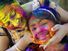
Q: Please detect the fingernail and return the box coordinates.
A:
[51,28,54,31]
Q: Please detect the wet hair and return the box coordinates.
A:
[32,7,60,24]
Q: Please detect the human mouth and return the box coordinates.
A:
[36,30,49,40]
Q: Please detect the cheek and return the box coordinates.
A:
[43,26,49,30]
[31,29,39,34]
[40,24,49,31]
[48,22,55,30]
[30,27,40,35]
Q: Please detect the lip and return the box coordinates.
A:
[35,30,49,40]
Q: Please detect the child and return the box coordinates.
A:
[26,6,62,51]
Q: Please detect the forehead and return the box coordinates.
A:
[29,17,51,26]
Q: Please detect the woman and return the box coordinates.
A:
[0,0,32,51]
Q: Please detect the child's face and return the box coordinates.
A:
[29,16,55,44]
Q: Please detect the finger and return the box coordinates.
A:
[39,44,45,48]
[49,28,66,45]
[39,44,48,50]
[42,28,66,49]
[51,24,62,31]
[39,37,56,49]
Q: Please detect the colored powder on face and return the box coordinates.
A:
[11,4,26,17]
[0,4,26,29]
[34,26,48,38]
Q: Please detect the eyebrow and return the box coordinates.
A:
[30,19,43,26]
[38,19,46,24]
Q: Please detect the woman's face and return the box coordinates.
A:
[5,4,26,30]
[29,16,55,44]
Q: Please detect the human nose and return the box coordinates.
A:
[35,26,42,33]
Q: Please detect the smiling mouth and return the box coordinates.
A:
[35,31,49,40]
[38,31,49,35]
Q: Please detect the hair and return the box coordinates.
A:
[32,7,60,24]
[0,0,15,5]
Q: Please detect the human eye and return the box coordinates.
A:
[32,27,37,31]
[16,29,25,32]
[10,10,16,19]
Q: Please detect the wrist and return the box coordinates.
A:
[23,36,31,44]
[63,23,68,32]
[22,31,32,43]
[15,37,31,51]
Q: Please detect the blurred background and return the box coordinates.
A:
[17,0,33,4]
[17,0,68,11]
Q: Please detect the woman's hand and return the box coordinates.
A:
[40,23,68,49]
[50,24,68,45]
[22,31,33,43]
[6,31,33,51]
[45,43,64,51]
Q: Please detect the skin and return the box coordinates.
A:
[29,16,55,44]
[21,0,68,22]
[0,3,31,51]
[6,31,32,51]
[21,0,68,49]
[0,0,68,50]
[29,16,65,51]
[0,28,9,51]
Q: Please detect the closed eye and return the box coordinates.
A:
[16,29,25,32]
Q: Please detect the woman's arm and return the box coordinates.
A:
[21,1,33,13]
[0,28,9,51]
[0,36,9,51]
[50,2,68,22]
[21,1,40,13]
[40,23,68,49]
[21,1,68,22]
[6,31,32,51]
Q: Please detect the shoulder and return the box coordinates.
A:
[0,28,7,36]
